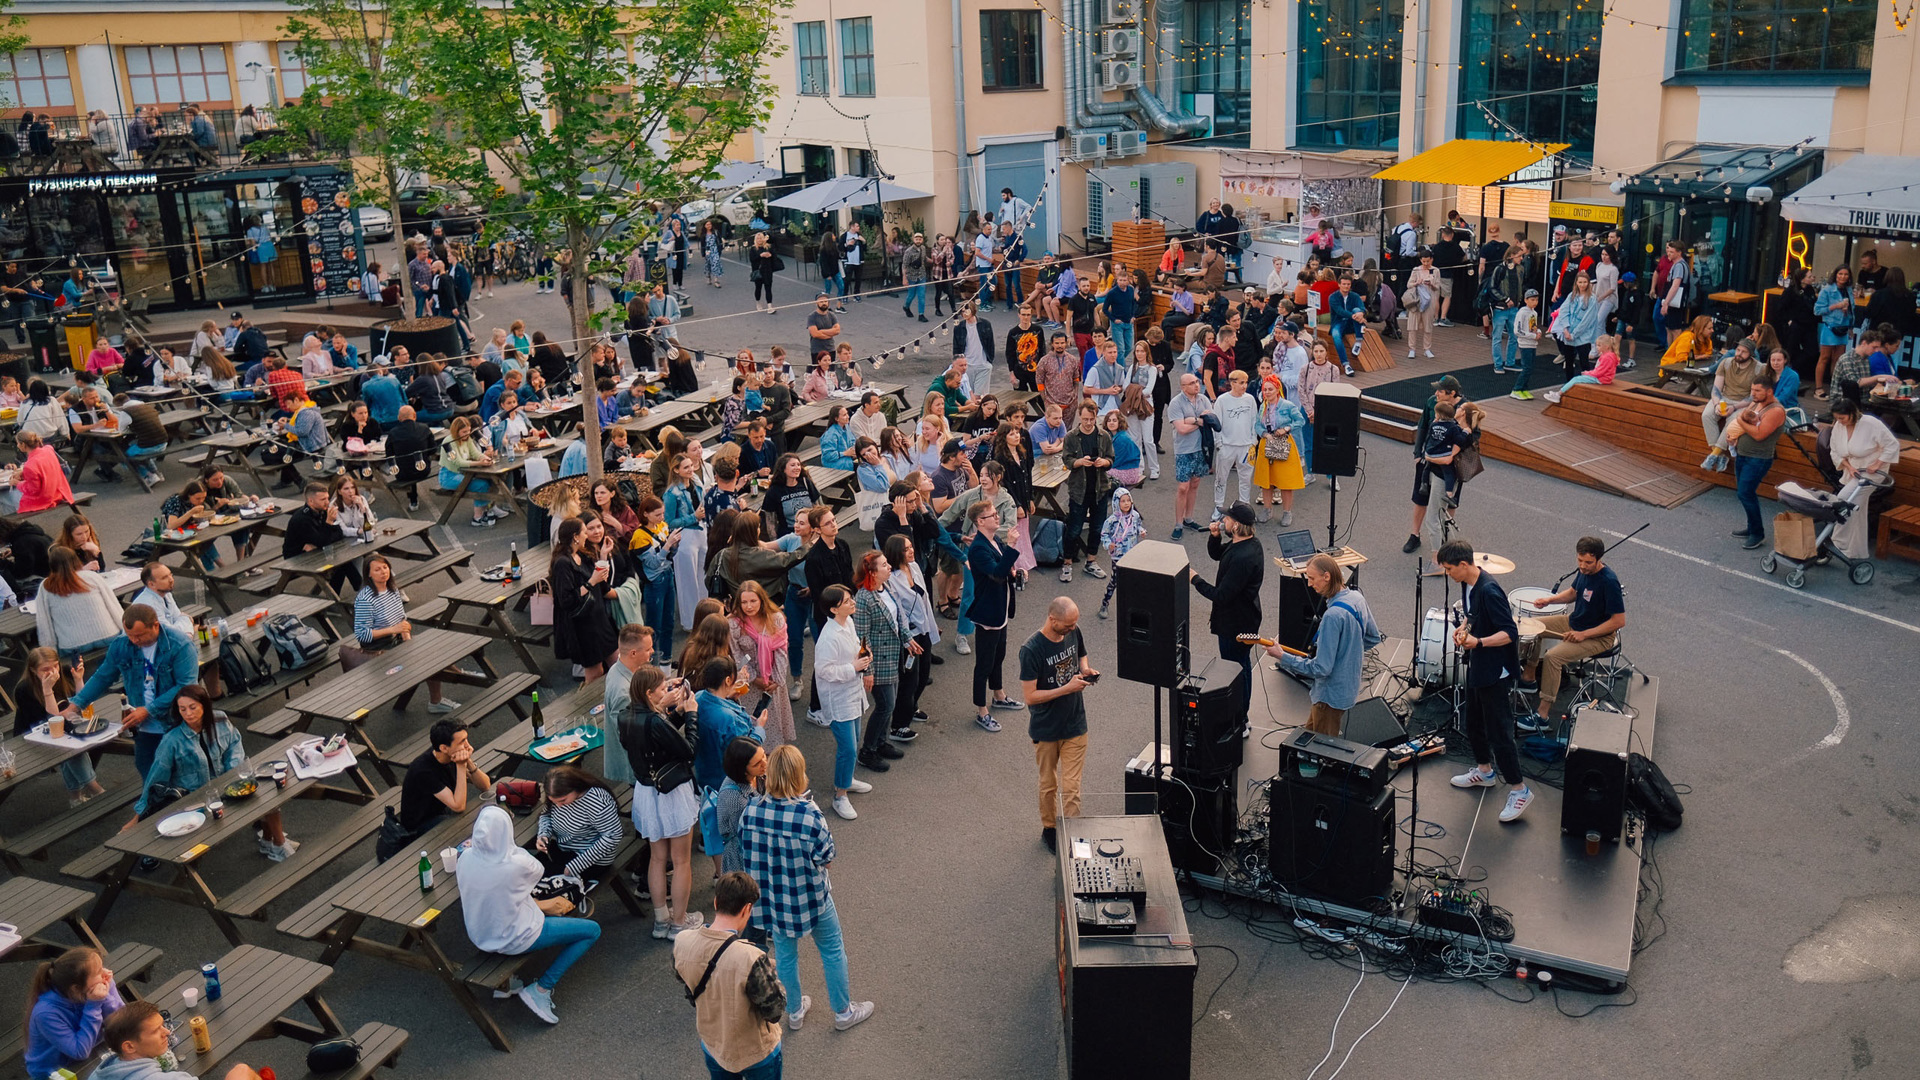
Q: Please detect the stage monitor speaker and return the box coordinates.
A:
[1312,382,1361,477]
[1124,743,1235,877]
[1341,696,1407,749]
[1114,541,1190,689]
[1269,777,1395,907]
[1172,658,1243,777]
[1276,574,1324,653]
[1561,707,1631,844]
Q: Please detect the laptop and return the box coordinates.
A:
[1274,529,1317,569]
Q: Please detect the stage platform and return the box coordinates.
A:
[1184,636,1661,985]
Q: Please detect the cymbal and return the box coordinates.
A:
[1473,552,1516,575]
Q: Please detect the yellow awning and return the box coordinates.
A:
[1373,139,1571,189]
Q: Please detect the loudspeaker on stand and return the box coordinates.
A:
[1113,541,1190,689]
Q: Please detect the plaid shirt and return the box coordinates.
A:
[852,588,904,685]
[740,795,836,937]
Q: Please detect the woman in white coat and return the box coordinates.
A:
[812,584,873,821]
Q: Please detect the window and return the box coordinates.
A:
[846,148,876,177]
[795,21,829,96]
[0,49,75,112]
[124,45,232,106]
[981,10,1043,91]
[1296,0,1401,149]
[1179,0,1252,145]
[1677,0,1873,77]
[277,42,310,100]
[839,18,874,97]
[1458,0,1600,153]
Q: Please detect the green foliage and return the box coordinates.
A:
[0,3,33,110]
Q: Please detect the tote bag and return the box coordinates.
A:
[529,580,554,625]
[856,487,887,531]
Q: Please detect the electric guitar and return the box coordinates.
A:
[1237,633,1313,659]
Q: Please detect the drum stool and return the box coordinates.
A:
[1567,637,1636,712]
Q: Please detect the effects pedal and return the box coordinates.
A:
[1389,733,1447,770]
[1075,898,1139,935]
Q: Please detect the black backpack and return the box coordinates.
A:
[262,614,328,671]
[1626,752,1683,832]
[218,636,277,692]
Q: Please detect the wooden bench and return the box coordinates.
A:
[298,1021,409,1080]
[222,642,346,719]
[0,942,165,1070]
[215,787,403,920]
[1876,504,1920,562]
[61,841,127,884]
[204,545,287,600]
[391,549,474,591]
[439,670,539,727]
[2,784,141,867]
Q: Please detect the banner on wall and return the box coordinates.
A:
[294,169,363,299]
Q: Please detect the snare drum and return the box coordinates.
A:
[1414,607,1466,687]
[1515,617,1547,667]
[1508,586,1568,618]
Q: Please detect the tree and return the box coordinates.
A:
[0,8,37,110]
[407,0,786,477]
[272,0,484,313]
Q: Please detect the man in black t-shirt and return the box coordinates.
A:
[1019,596,1097,853]
[1516,536,1626,731]
[282,480,361,594]
[804,294,841,361]
[1439,542,1532,823]
[1476,226,1511,338]
[399,720,491,836]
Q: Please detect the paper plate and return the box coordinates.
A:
[211,515,241,526]
[157,810,207,837]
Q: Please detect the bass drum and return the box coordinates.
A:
[1414,606,1466,688]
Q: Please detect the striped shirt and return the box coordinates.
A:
[538,787,625,878]
[353,587,407,646]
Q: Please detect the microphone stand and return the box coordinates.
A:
[1552,521,1651,589]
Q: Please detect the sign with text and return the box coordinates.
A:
[294,169,362,299]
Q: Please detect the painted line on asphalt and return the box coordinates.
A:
[1774,647,1852,750]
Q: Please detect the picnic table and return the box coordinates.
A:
[145,945,349,1072]
[280,628,499,782]
[182,430,280,496]
[620,383,730,446]
[153,506,291,609]
[1031,459,1069,517]
[0,870,109,955]
[432,441,569,526]
[1861,390,1920,439]
[84,731,378,944]
[424,545,554,673]
[265,517,457,604]
[0,701,130,873]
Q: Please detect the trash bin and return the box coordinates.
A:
[62,312,96,371]
[25,317,59,374]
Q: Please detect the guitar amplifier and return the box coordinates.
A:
[1278,728,1389,801]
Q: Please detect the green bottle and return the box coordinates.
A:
[152,517,163,542]
[530,690,545,739]
[417,851,434,891]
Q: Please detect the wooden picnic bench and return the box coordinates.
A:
[298,1021,409,1080]
[142,945,348,1073]
[424,545,555,673]
[0,695,138,872]
[0,876,111,956]
[0,941,164,1072]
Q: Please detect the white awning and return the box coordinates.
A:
[1781,155,1920,235]
[767,176,934,214]
[1217,150,1387,199]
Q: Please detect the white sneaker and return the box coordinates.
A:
[806,709,831,728]
[834,1001,875,1031]
[832,795,858,820]
[846,779,873,793]
[517,983,559,1024]
[788,994,812,1030]
[266,838,300,863]
[954,636,972,656]
[667,912,705,939]
[1408,349,1416,359]
[1451,767,1499,789]
[789,681,803,701]
[427,699,461,713]
[1424,350,1435,359]
[1499,786,1534,822]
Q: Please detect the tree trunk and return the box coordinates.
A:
[570,221,603,480]
[387,169,412,311]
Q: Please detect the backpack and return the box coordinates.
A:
[1626,752,1684,832]
[262,613,328,671]
[217,636,277,692]
[1030,516,1065,566]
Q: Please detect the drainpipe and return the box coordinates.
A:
[1140,0,1211,135]
[1410,0,1430,224]
[1066,0,1129,146]
[952,0,973,216]
[1078,0,1135,122]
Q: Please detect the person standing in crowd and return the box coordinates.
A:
[880,535,937,739]
[1263,554,1382,735]
[1166,372,1214,539]
[739,745,876,1033]
[813,584,874,818]
[552,517,620,680]
[900,231,929,322]
[841,222,866,304]
[729,583,794,750]
[620,664,705,939]
[851,552,908,775]
[673,871,788,1080]
[751,232,780,315]
[1210,369,1259,518]
[1439,541,1532,823]
[1402,375,1462,554]
[952,303,996,401]
[665,452,711,631]
[1813,265,1855,400]
[1060,401,1113,583]
[1020,597,1095,854]
[1191,503,1264,722]
[1403,248,1441,360]
[65,603,195,781]
[1727,371,1788,551]
[601,623,653,785]
[962,500,1023,733]
[456,804,602,1025]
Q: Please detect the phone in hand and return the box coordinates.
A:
[1081,671,1099,684]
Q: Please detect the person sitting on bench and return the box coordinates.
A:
[94,1000,263,1080]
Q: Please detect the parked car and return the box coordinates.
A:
[678,183,763,229]
[396,185,482,235]
[356,205,394,240]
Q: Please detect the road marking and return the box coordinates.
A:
[1775,647,1851,750]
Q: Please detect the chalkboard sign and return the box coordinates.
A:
[295,168,363,300]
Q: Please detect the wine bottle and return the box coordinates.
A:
[530,690,545,739]
[417,851,434,891]
[508,543,521,580]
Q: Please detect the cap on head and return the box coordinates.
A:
[1523,289,1540,300]
[1432,375,1463,394]
[1225,503,1257,527]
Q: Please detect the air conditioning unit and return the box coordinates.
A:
[1101,0,1137,24]
[1084,162,1199,238]
[1101,60,1142,89]
[1112,130,1149,157]
[1068,132,1111,161]
[1101,29,1141,56]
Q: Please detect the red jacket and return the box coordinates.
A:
[17,444,73,513]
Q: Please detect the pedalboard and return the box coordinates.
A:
[1388,733,1447,770]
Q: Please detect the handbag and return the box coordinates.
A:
[1455,443,1485,484]
[530,874,588,916]
[305,1036,361,1073]
[528,581,554,625]
[1263,432,1293,461]
[855,486,887,530]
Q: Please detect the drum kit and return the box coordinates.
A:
[1412,552,1565,688]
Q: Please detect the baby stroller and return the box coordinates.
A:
[1761,474,1875,589]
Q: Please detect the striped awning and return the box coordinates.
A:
[1373,139,1571,188]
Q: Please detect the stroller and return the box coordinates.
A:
[1759,421,1876,588]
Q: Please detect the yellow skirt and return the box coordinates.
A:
[1252,436,1305,490]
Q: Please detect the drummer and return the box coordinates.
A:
[1517,536,1625,731]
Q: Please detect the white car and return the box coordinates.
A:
[356,205,394,240]
[679,183,763,229]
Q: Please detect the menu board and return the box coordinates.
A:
[296,168,363,299]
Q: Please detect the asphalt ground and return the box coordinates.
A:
[6,260,1915,1079]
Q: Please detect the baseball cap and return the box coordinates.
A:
[229,311,243,320]
[1225,503,1257,527]
[1620,271,1637,282]
[815,291,829,299]
[1523,288,1540,299]
[1432,375,1464,393]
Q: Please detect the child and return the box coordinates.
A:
[0,375,23,407]
[603,424,637,470]
[1543,335,1620,403]
[1614,272,1641,367]
[1509,288,1542,400]
[1105,409,1142,486]
[1423,399,1467,509]
[1097,486,1144,620]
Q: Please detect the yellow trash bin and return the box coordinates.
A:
[62,312,96,371]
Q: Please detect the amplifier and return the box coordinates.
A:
[1561,707,1632,844]
[1173,658,1243,777]
[1278,728,1389,801]
[1123,743,1235,877]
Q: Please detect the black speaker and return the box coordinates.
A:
[1114,541,1190,689]
[1312,382,1362,477]
[1340,696,1407,749]
[1561,708,1631,844]
[1124,743,1235,876]
[1276,574,1324,653]
[1269,777,1395,907]
[1173,658,1243,777]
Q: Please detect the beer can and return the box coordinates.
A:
[189,1015,212,1054]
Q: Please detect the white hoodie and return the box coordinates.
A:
[456,805,544,955]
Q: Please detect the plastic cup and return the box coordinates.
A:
[207,799,224,821]
[441,847,459,874]
[1585,830,1601,856]
[181,986,200,1009]
[48,716,65,739]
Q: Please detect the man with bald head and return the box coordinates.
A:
[1262,553,1383,735]
[1020,596,1098,853]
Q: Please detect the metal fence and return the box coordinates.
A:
[0,107,345,175]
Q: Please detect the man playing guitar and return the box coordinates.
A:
[1244,553,1382,735]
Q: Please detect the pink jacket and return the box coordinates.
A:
[17,444,73,513]
[1589,351,1619,385]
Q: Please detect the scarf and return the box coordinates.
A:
[736,614,786,683]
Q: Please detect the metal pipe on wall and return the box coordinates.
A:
[953,0,972,216]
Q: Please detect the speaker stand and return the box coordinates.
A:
[1322,470,1340,551]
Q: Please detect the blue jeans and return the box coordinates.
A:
[1556,374,1602,396]
[1733,454,1773,538]
[133,728,165,781]
[644,572,677,663]
[1490,307,1518,369]
[1109,321,1134,364]
[823,272,844,299]
[1000,267,1023,308]
[414,293,429,318]
[418,408,454,425]
[1299,420,1314,474]
[783,588,812,680]
[831,718,858,789]
[439,467,490,511]
[956,563,976,636]
[1332,327,1357,367]
[770,895,851,1015]
[705,1044,781,1080]
[59,754,97,793]
[902,282,925,315]
[527,916,601,990]
[1511,348,1536,393]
